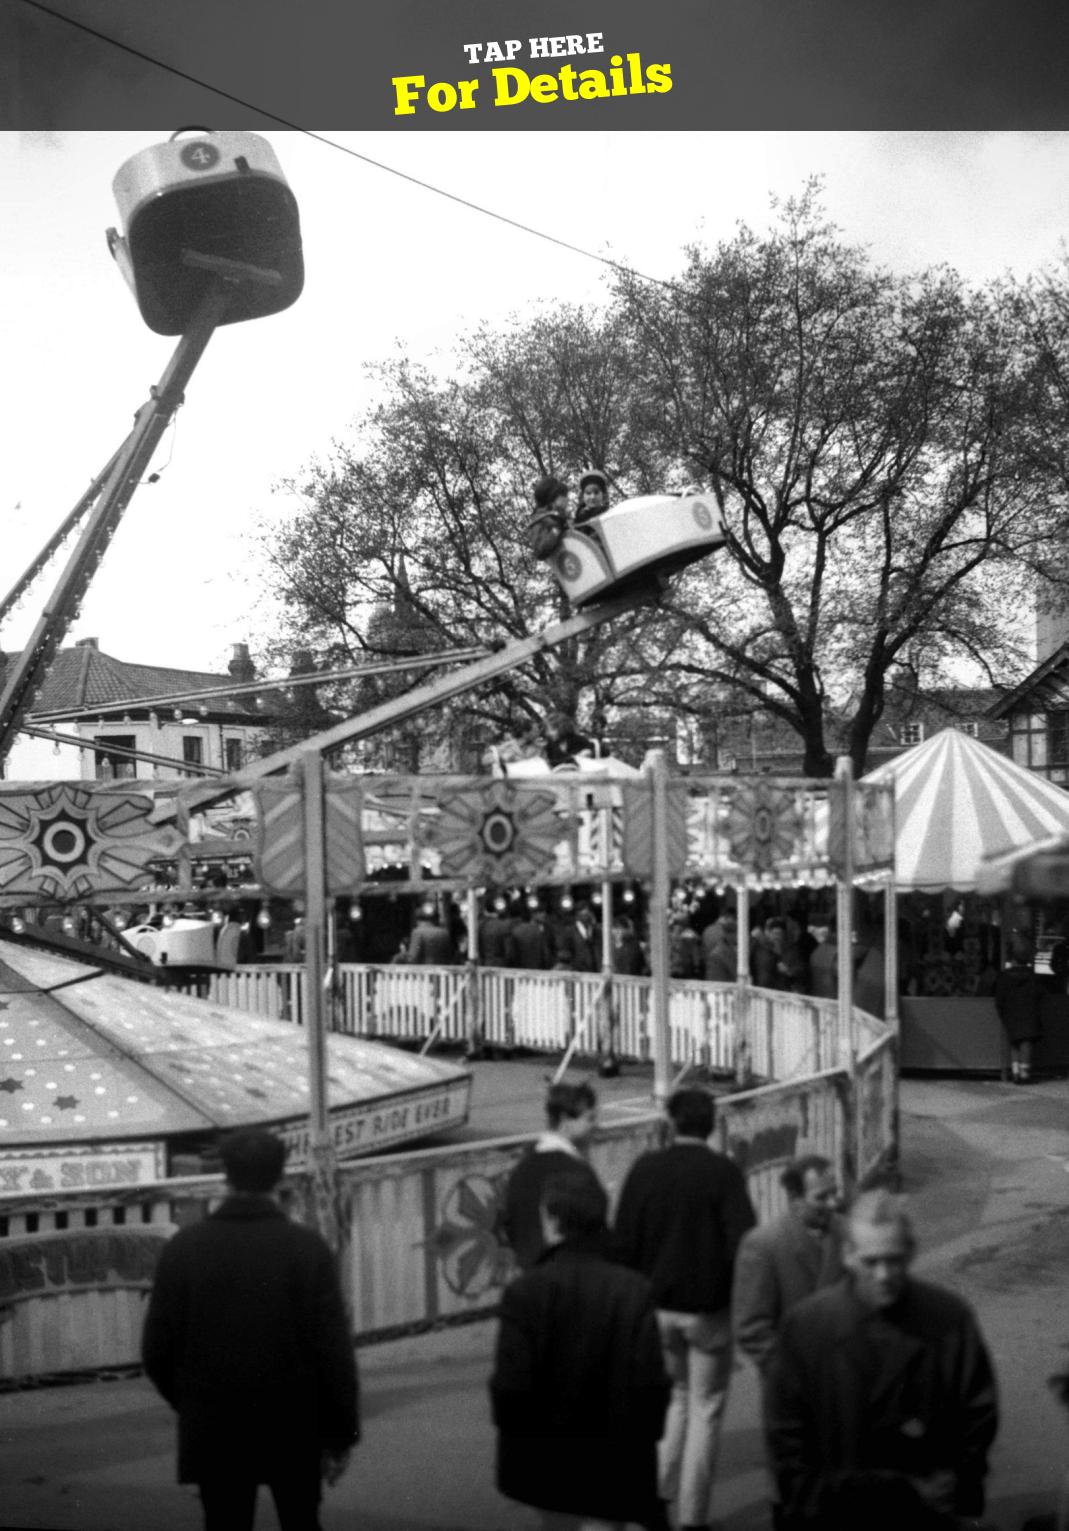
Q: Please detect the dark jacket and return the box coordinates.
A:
[509,917,552,970]
[993,961,1043,1044]
[490,1240,670,1522]
[766,1276,998,1523]
[500,1140,603,1271]
[731,1208,845,1374]
[555,918,599,972]
[142,1195,359,1483]
[479,914,515,967]
[613,1141,757,1313]
[407,918,456,965]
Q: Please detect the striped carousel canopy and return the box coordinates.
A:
[863,728,1069,893]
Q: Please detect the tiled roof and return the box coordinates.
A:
[0,646,274,721]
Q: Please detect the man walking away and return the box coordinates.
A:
[766,1188,998,1528]
[491,1167,670,1531]
[614,1087,757,1531]
[142,1128,358,1531]
[500,1080,603,1271]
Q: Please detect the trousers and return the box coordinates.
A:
[656,1307,734,1526]
[198,1474,322,1531]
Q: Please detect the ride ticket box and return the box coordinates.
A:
[108,131,304,334]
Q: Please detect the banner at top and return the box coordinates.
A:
[12,0,1069,129]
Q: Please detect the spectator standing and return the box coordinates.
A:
[611,914,648,976]
[614,1087,757,1531]
[491,1168,670,1531]
[751,917,789,990]
[511,907,553,970]
[766,1189,998,1528]
[556,902,600,972]
[668,912,702,979]
[500,1081,603,1272]
[480,899,516,968]
[994,933,1043,1084]
[141,1128,358,1531]
[701,914,737,984]
[406,903,456,965]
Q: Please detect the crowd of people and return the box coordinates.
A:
[141,1082,1019,1531]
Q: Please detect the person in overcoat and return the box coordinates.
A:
[490,1167,670,1530]
[732,1154,844,1378]
[765,1190,998,1528]
[993,933,1043,1083]
[142,1128,358,1531]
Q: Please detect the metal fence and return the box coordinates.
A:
[183,963,866,1081]
[0,988,895,1385]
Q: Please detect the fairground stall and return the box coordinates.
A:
[864,728,1069,1074]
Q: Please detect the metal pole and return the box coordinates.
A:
[735,882,752,1088]
[0,280,232,757]
[598,803,618,1075]
[835,756,860,1192]
[648,751,672,1105]
[301,748,339,1250]
[465,886,483,1059]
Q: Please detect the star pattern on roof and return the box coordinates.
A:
[0,1076,24,1094]
[54,1095,79,1110]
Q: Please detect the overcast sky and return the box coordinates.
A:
[4,129,1069,677]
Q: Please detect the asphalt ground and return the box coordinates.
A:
[1,1064,1069,1530]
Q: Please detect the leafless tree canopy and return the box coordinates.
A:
[252,189,1069,775]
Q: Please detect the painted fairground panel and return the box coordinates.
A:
[716,1074,847,1223]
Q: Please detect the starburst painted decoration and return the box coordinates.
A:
[726,782,806,874]
[430,781,560,885]
[0,784,181,900]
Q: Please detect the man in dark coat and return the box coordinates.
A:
[499,1080,603,1272]
[491,1166,670,1530]
[993,933,1043,1082]
[614,1087,757,1531]
[510,908,553,969]
[555,903,600,971]
[142,1128,358,1531]
[406,902,456,965]
[766,1189,998,1529]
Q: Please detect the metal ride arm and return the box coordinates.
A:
[0,448,124,630]
[181,588,654,811]
[0,278,233,761]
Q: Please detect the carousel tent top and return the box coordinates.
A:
[0,940,468,1148]
[863,728,1069,893]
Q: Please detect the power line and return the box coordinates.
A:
[19,0,678,293]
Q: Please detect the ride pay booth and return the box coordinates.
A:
[864,729,1069,1076]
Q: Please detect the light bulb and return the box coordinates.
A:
[257,904,272,929]
[348,902,362,922]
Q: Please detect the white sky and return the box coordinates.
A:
[3,129,1069,676]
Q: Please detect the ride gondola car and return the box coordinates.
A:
[546,492,727,607]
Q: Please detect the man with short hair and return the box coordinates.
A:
[491,1167,670,1531]
[732,1154,844,1377]
[407,902,456,965]
[500,1080,603,1271]
[142,1128,358,1531]
[766,1189,998,1528]
[732,1155,845,1530]
[614,1087,757,1531]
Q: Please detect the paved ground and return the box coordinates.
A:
[2,1067,1069,1529]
